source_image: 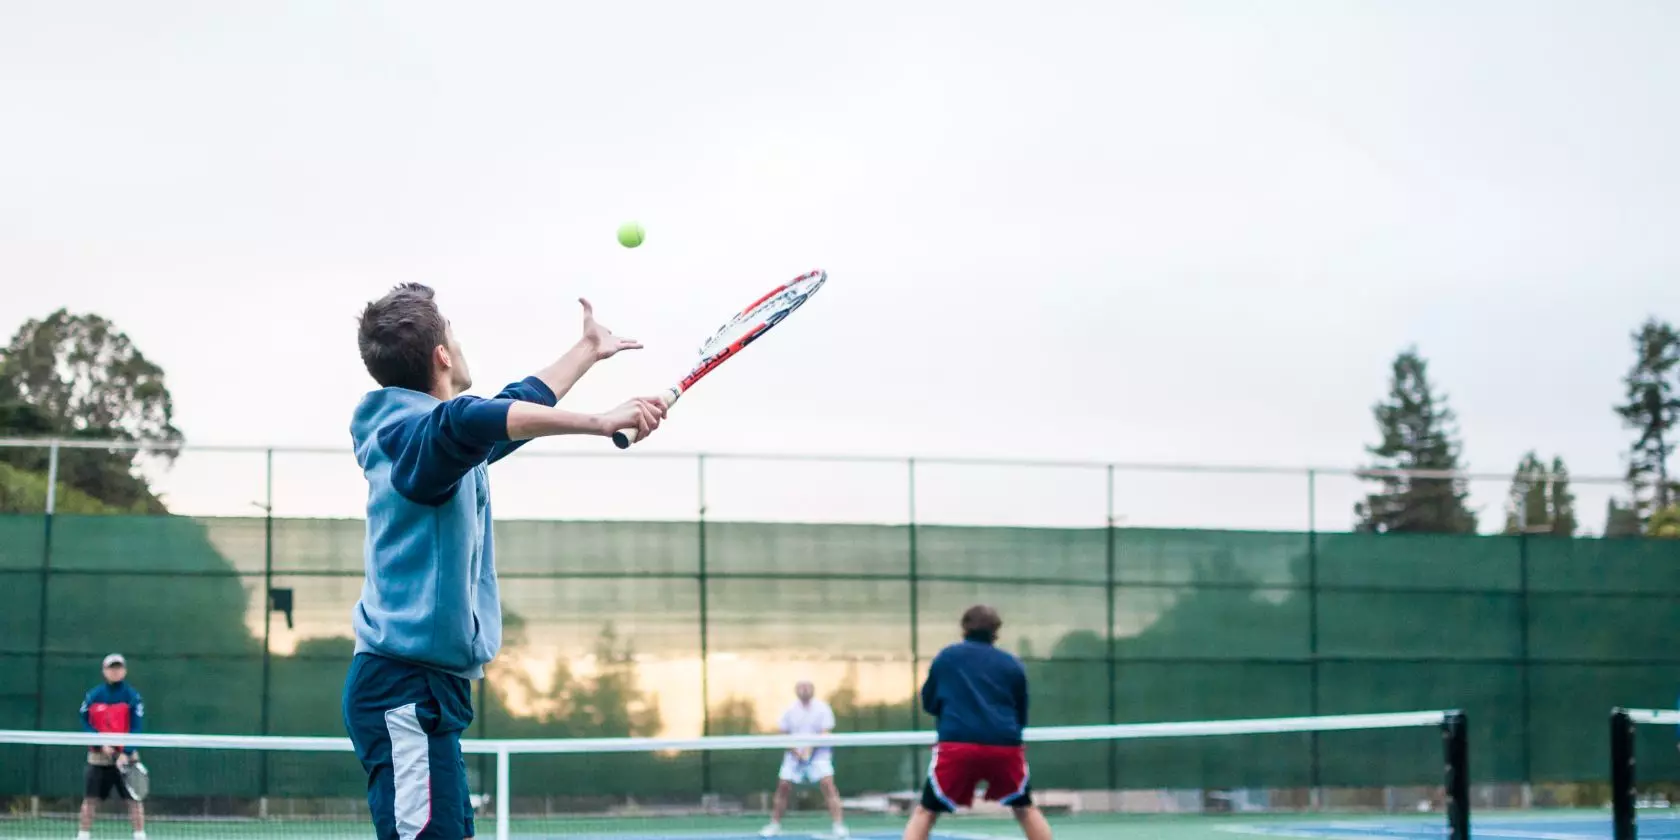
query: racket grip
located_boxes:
[611,388,681,449]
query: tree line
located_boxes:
[2,307,1676,537]
[1356,316,1680,537]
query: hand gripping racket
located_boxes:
[613,269,827,449]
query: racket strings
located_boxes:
[696,271,825,358]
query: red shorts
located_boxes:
[921,742,1032,812]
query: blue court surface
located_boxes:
[1232,812,1680,839]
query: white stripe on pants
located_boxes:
[385,703,431,840]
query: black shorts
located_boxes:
[84,763,131,801]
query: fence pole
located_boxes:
[697,454,711,795]
[1306,469,1321,809]
[1105,464,1118,791]
[260,449,274,810]
[30,441,59,805]
[1518,532,1532,802]
[906,457,921,789]
[907,458,919,731]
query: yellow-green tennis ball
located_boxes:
[617,222,645,248]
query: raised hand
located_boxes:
[579,298,644,361]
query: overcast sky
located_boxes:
[2,1,1677,533]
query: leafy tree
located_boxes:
[707,696,761,735]
[568,623,662,737]
[482,620,661,738]
[0,310,182,512]
[1501,452,1577,537]
[1614,317,1680,523]
[826,663,913,733]
[1647,505,1680,538]
[1355,348,1477,533]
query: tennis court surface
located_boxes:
[27,709,1680,840]
[7,811,1680,840]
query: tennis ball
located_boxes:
[617,222,645,249]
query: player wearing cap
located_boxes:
[761,680,848,839]
[903,606,1051,840]
[77,653,146,840]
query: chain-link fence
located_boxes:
[0,439,1673,799]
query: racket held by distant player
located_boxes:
[119,755,149,802]
[613,269,828,448]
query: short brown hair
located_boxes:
[358,283,447,391]
[960,605,1002,643]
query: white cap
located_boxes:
[102,653,126,668]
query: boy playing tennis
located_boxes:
[904,605,1052,840]
[343,283,664,840]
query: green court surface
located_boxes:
[0,810,1481,840]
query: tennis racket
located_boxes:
[118,755,149,802]
[613,269,828,449]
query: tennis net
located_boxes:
[0,710,1467,840]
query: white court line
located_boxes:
[1217,825,1421,840]
[1220,821,1605,840]
[1472,831,1594,840]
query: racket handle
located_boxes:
[612,388,681,449]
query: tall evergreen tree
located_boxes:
[1355,347,1477,533]
[1605,499,1643,537]
[1501,452,1576,536]
[1614,317,1680,522]
[1549,456,1578,537]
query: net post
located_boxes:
[1611,707,1636,840]
[496,746,512,840]
[1442,710,1469,840]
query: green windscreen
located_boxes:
[3,513,1678,799]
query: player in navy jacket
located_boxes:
[78,653,145,840]
[344,284,663,840]
[905,606,1052,840]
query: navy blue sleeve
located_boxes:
[920,652,943,717]
[79,688,96,732]
[127,686,144,734]
[378,396,516,506]
[486,377,559,465]
[125,685,143,754]
[1013,659,1029,728]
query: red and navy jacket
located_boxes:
[919,635,1029,746]
[80,681,144,756]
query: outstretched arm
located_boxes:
[505,399,662,441]
[385,395,665,505]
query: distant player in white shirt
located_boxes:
[761,680,848,839]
